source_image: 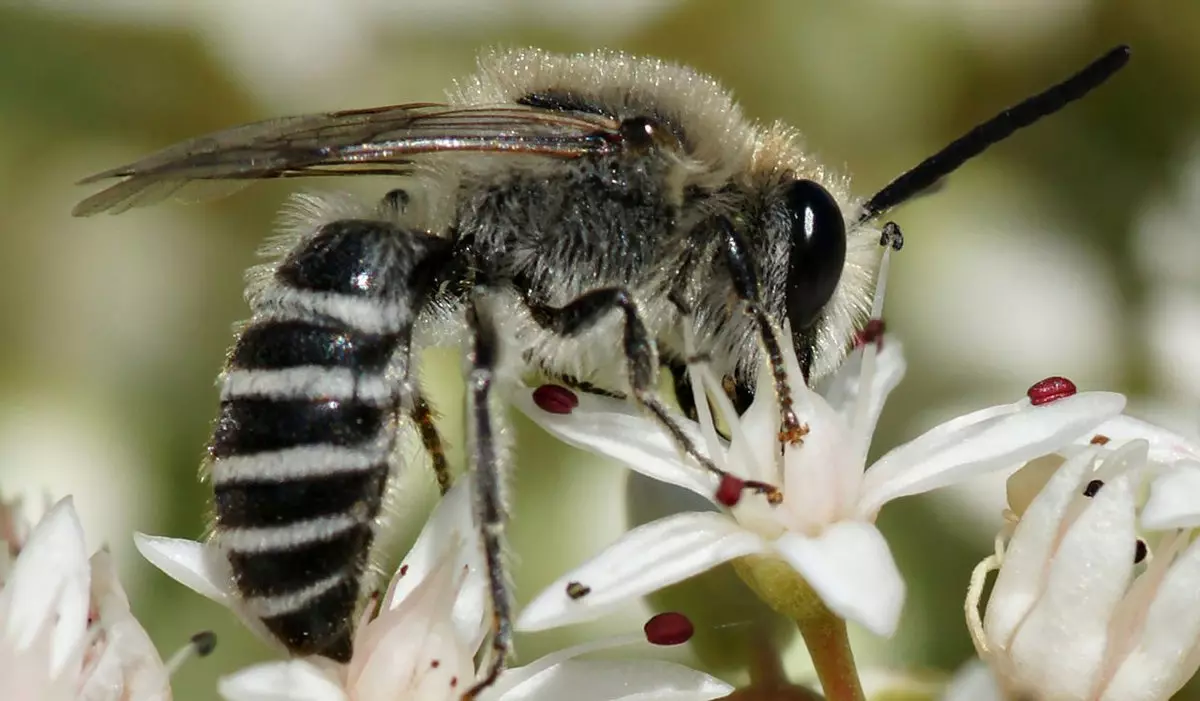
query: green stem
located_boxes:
[797,609,865,701]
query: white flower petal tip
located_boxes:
[774,521,904,637]
[0,496,90,676]
[218,660,345,701]
[860,389,1126,514]
[1082,413,1200,466]
[515,512,769,632]
[133,532,232,605]
[1141,463,1200,530]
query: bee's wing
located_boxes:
[73,103,622,216]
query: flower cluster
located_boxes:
[513,336,1125,640]
[962,416,1200,700]
[0,495,202,701]
[7,283,1200,699]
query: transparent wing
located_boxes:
[74,103,622,216]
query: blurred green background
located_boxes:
[2,1,1199,698]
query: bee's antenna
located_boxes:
[856,44,1131,224]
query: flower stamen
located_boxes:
[1134,539,1149,564]
[850,232,898,466]
[643,612,695,646]
[681,312,782,503]
[165,630,217,677]
[1026,376,1078,405]
[532,384,579,414]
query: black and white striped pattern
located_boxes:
[208,218,450,661]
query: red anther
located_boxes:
[854,319,886,349]
[532,384,579,415]
[1027,376,1077,406]
[644,612,694,646]
[716,474,745,507]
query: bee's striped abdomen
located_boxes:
[207,218,450,662]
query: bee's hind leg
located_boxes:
[460,292,516,700]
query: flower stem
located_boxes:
[797,609,865,701]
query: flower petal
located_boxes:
[984,449,1097,649]
[80,549,170,701]
[0,496,90,677]
[513,389,719,500]
[490,659,733,701]
[1099,535,1200,701]
[515,512,769,631]
[778,382,860,530]
[133,533,232,605]
[1141,461,1200,530]
[218,660,346,701]
[1078,414,1200,466]
[772,521,905,637]
[817,337,906,439]
[940,659,1004,701]
[385,476,487,649]
[859,391,1125,516]
[1005,466,1138,700]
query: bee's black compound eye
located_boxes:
[782,179,847,333]
[619,116,659,149]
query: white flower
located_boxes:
[135,477,734,701]
[0,495,173,701]
[513,332,1125,638]
[966,438,1200,701]
[1084,414,1200,531]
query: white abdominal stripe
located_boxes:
[217,512,366,554]
[242,571,352,619]
[221,367,395,404]
[210,445,390,485]
[252,286,412,336]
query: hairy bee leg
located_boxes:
[523,287,766,493]
[462,294,515,701]
[717,219,806,444]
[409,392,453,495]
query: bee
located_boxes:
[74,44,1129,696]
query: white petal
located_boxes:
[490,659,733,701]
[513,389,719,500]
[133,533,232,605]
[515,512,768,631]
[1141,461,1200,530]
[218,660,346,701]
[817,337,906,438]
[0,497,90,677]
[80,550,170,701]
[939,659,1004,701]
[778,383,861,530]
[772,521,905,637]
[1100,535,1200,701]
[984,449,1097,649]
[1080,414,1200,466]
[385,476,486,648]
[859,391,1125,516]
[1005,468,1138,700]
